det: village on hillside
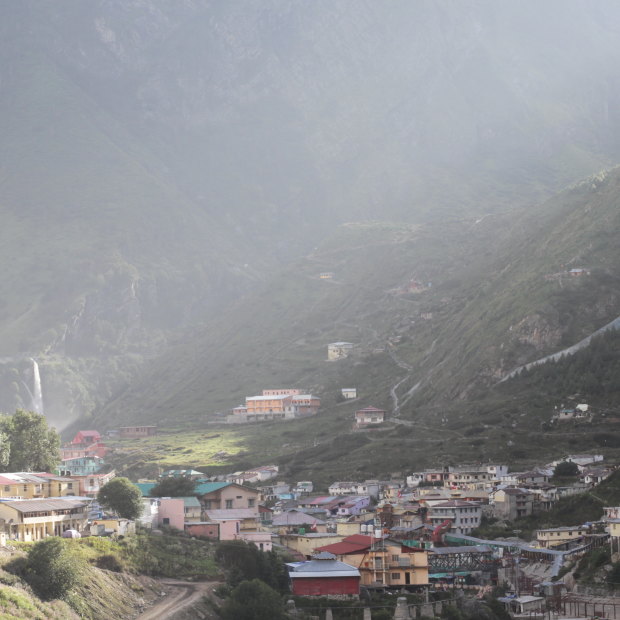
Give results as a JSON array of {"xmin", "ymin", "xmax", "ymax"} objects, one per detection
[{"xmin": 11, "ymin": 420, "xmax": 620, "ymax": 617}]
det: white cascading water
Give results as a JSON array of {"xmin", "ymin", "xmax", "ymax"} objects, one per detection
[{"xmin": 30, "ymin": 358, "xmax": 44, "ymax": 415}]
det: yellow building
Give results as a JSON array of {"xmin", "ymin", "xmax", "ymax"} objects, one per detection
[
  {"xmin": 0, "ymin": 473, "xmax": 76, "ymax": 499},
  {"xmin": 359, "ymin": 541, "xmax": 429, "ymax": 587},
  {"xmin": 90, "ymin": 518, "xmax": 136, "ymax": 537},
  {"xmin": 536, "ymin": 526, "xmax": 588, "ymax": 548},
  {"xmin": 279, "ymin": 532, "xmax": 344, "ymax": 558},
  {"xmin": 0, "ymin": 498, "xmax": 89, "ymax": 541}
]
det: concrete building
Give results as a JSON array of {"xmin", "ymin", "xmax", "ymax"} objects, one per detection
[
  {"xmin": 328, "ymin": 342, "xmax": 354, "ymax": 361},
  {"xmin": 287, "ymin": 553, "xmax": 361, "ymax": 596},
  {"xmin": 536, "ymin": 526, "xmax": 588, "ymax": 548},
  {"xmin": 355, "ymin": 407, "xmax": 386, "ymax": 427},
  {"xmin": 429, "ymin": 500, "xmax": 481, "ymax": 535},
  {"xmin": 491, "ymin": 488, "xmax": 534, "ymax": 520},
  {"xmin": 119, "ymin": 426, "xmax": 157, "ymax": 438},
  {"xmin": 0, "ymin": 498, "xmax": 90, "ymax": 541}
]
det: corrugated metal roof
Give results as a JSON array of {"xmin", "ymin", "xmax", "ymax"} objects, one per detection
[
  {"xmin": 272, "ymin": 511, "xmax": 325, "ymax": 526},
  {"xmin": 288, "ymin": 558, "xmax": 360, "ymax": 577},
  {"xmin": 181, "ymin": 497, "xmax": 201, "ymax": 507},
  {"xmin": 195, "ymin": 482, "xmax": 232, "ymax": 495},
  {"xmin": 205, "ymin": 509, "xmax": 257, "ymax": 520},
  {"xmin": 136, "ymin": 483, "xmax": 156, "ymax": 496},
  {"xmin": 0, "ymin": 498, "xmax": 88, "ymax": 512}
]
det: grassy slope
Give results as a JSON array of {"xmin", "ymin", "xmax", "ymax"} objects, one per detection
[
  {"xmin": 0, "ymin": 533, "xmax": 218, "ymax": 620},
  {"xmin": 0, "ymin": 48, "xmax": 261, "ymax": 426},
  {"xmin": 98, "ymin": 168, "xmax": 620, "ymax": 485}
]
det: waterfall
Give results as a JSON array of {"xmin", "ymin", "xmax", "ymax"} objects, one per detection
[{"xmin": 30, "ymin": 358, "xmax": 44, "ymax": 415}]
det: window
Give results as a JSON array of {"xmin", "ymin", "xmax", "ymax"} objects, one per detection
[
  {"xmin": 392, "ymin": 555, "xmax": 399, "ymax": 562},
  {"xmin": 67, "ymin": 483, "xmax": 73, "ymax": 489},
  {"xmin": 248, "ymin": 499, "xmax": 255, "ymax": 508},
  {"xmin": 163, "ymin": 518, "xmax": 170, "ymax": 525},
  {"xmin": 205, "ymin": 500, "xmax": 213, "ymax": 510},
  {"xmin": 391, "ymin": 573, "xmax": 400, "ymax": 580},
  {"xmin": 3, "ymin": 486, "xmax": 9, "ymax": 492},
  {"xmin": 225, "ymin": 499, "xmax": 233, "ymax": 509}
]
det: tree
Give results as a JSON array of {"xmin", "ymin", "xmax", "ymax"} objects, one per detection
[
  {"xmin": 220, "ymin": 579, "xmax": 286, "ymax": 620},
  {"xmin": 553, "ymin": 461, "xmax": 579, "ymax": 478},
  {"xmin": 0, "ymin": 409, "xmax": 60, "ymax": 472},
  {"xmin": 98, "ymin": 477, "xmax": 143, "ymax": 519},
  {"xmin": 24, "ymin": 538, "xmax": 84, "ymax": 599},
  {"xmin": 215, "ymin": 540, "xmax": 289, "ymax": 593},
  {"xmin": 149, "ymin": 476, "xmax": 197, "ymax": 497}
]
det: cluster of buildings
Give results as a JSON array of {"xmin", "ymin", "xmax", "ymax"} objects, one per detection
[
  {"xmin": 0, "ymin": 471, "xmax": 107, "ymax": 542},
  {"xmin": 550, "ymin": 403, "xmax": 593, "ymax": 423},
  {"xmin": 3, "ymin": 442, "xmax": 620, "ymax": 609},
  {"xmin": 227, "ymin": 388, "xmax": 321, "ymax": 424},
  {"xmin": 57, "ymin": 430, "xmax": 115, "ymax": 496}
]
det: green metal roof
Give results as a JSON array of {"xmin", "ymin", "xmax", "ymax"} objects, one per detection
[
  {"xmin": 195, "ymin": 482, "xmax": 231, "ymax": 495},
  {"xmin": 137, "ymin": 481, "xmax": 231, "ymax": 497},
  {"xmin": 136, "ymin": 482, "xmax": 156, "ymax": 497},
  {"xmin": 429, "ymin": 571, "xmax": 471, "ymax": 578}
]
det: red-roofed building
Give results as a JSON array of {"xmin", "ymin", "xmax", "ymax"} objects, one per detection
[
  {"xmin": 315, "ymin": 534, "xmax": 378, "ymax": 567},
  {"xmin": 71, "ymin": 431, "xmax": 101, "ymax": 445},
  {"xmin": 61, "ymin": 430, "xmax": 107, "ymax": 460}
]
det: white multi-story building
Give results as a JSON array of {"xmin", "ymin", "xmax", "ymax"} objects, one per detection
[{"xmin": 429, "ymin": 500, "xmax": 481, "ymax": 535}]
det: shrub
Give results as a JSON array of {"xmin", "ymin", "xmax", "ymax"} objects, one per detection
[
  {"xmin": 23, "ymin": 538, "xmax": 84, "ymax": 600},
  {"xmin": 96, "ymin": 554, "xmax": 124, "ymax": 572},
  {"xmin": 219, "ymin": 579, "xmax": 286, "ymax": 620}
]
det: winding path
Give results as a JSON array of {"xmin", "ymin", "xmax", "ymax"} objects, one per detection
[{"xmin": 137, "ymin": 579, "xmax": 217, "ymax": 620}]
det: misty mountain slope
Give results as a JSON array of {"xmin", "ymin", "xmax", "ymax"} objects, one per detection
[
  {"xmin": 401, "ymin": 168, "xmax": 620, "ymax": 413},
  {"xmin": 3, "ymin": 0, "xmax": 620, "ymax": 430},
  {"xmin": 8, "ymin": 0, "xmax": 620, "ymax": 228},
  {"xmin": 0, "ymin": 48, "xmax": 259, "ymax": 425},
  {"xmin": 92, "ymin": 212, "xmax": 532, "ymax": 427},
  {"xmin": 94, "ymin": 166, "xmax": 620, "ymax": 435}
]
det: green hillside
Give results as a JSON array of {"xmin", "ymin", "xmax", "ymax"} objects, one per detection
[
  {"xmin": 2, "ymin": 1, "xmax": 620, "ymax": 440},
  {"xmin": 0, "ymin": 48, "xmax": 256, "ymax": 426},
  {"xmin": 97, "ymin": 168, "xmax": 620, "ymax": 481}
]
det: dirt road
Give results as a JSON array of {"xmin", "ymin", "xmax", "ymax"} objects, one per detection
[{"xmin": 138, "ymin": 579, "xmax": 217, "ymax": 620}]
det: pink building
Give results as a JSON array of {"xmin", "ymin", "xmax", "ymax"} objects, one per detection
[
  {"xmin": 185, "ymin": 522, "xmax": 220, "ymax": 539},
  {"xmin": 158, "ymin": 498, "xmax": 185, "ymax": 530}
]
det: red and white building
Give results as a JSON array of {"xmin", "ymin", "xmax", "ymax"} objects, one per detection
[
  {"xmin": 355, "ymin": 407, "xmax": 386, "ymax": 427},
  {"xmin": 287, "ymin": 552, "xmax": 360, "ymax": 596}
]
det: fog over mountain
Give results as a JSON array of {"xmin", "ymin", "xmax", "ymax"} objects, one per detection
[{"xmin": 1, "ymin": 0, "xmax": 620, "ymax": 428}]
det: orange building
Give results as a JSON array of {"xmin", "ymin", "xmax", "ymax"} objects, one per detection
[
  {"xmin": 230, "ymin": 389, "xmax": 321, "ymax": 422},
  {"xmin": 246, "ymin": 394, "xmax": 294, "ymax": 416}
]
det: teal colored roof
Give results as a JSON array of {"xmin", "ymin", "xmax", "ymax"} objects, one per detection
[
  {"xmin": 195, "ymin": 482, "xmax": 231, "ymax": 495},
  {"xmin": 181, "ymin": 496, "xmax": 201, "ymax": 507},
  {"xmin": 136, "ymin": 483, "xmax": 156, "ymax": 496},
  {"xmin": 137, "ymin": 481, "xmax": 230, "ymax": 497}
]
